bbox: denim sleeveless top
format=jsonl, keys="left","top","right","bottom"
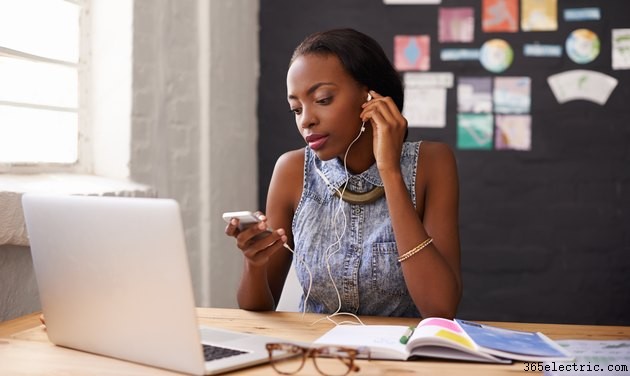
{"left": 291, "top": 141, "right": 422, "bottom": 317}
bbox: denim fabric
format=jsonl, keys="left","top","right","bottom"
{"left": 291, "top": 141, "right": 422, "bottom": 317}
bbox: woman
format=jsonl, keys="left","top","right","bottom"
{"left": 226, "top": 28, "right": 461, "bottom": 318}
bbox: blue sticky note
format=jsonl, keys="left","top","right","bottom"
{"left": 564, "top": 8, "right": 601, "bottom": 22}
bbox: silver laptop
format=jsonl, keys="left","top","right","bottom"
{"left": 22, "top": 193, "right": 285, "bottom": 375}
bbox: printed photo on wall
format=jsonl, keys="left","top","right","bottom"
{"left": 403, "top": 72, "right": 453, "bottom": 128}
{"left": 457, "top": 113, "right": 493, "bottom": 150}
{"left": 394, "top": 35, "right": 431, "bottom": 71}
{"left": 495, "top": 115, "right": 532, "bottom": 151}
{"left": 521, "top": 0, "right": 557, "bottom": 32}
{"left": 547, "top": 70, "right": 618, "bottom": 105}
{"left": 439, "top": 7, "right": 475, "bottom": 43}
{"left": 565, "top": 29, "right": 600, "bottom": 65}
{"left": 482, "top": 0, "right": 518, "bottom": 33}
{"left": 493, "top": 77, "right": 531, "bottom": 114}
{"left": 612, "top": 29, "right": 630, "bottom": 70}
{"left": 458, "top": 77, "right": 493, "bottom": 113}
{"left": 480, "top": 39, "right": 514, "bottom": 73}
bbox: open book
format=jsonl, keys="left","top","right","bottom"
{"left": 313, "top": 318, "right": 574, "bottom": 363}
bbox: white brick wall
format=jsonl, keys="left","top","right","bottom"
{"left": 129, "top": 0, "right": 259, "bottom": 308}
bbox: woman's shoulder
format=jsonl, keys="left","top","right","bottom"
{"left": 418, "top": 140, "right": 456, "bottom": 161}
{"left": 274, "top": 148, "right": 306, "bottom": 174}
{"left": 416, "top": 141, "right": 458, "bottom": 179}
{"left": 269, "top": 148, "right": 306, "bottom": 212}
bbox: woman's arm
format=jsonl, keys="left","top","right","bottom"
{"left": 383, "top": 142, "right": 462, "bottom": 318}
{"left": 232, "top": 149, "right": 304, "bottom": 310}
{"left": 362, "top": 91, "right": 461, "bottom": 318}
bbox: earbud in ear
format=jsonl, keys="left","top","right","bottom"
{"left": 360, "top": 92, "right": 371, "bottom": 134}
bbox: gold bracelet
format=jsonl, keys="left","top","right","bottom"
{"left": 398, "top": 237, "right": 433, "bottom": 263}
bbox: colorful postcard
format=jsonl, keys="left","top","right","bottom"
{"left": 480, "top": 39, "right": 514, "bottom": 73}
{"left": 458, "top": 77, "right": 492, "bottom": 113}
{"left": 521, "top": 0, "right": 557, "bottom": 32}
{"left": 566, "top": 29, "right": 600, "bottom": 64}
{"left": 547, "top": 70, "right": 618, "bottom": 105}
{"left": 563, "top": 7, "right": 600, "bottom": 22}
{"left": 439, "top": 7, "right": 475, "bottom": 43}
{"left": 493, "top": 77, "right": 531, "bottom": 114}
{"left": 495, "top": 115, "right": 532, "bottom": 151}
{"left": 457, "top": 114, "right": 493, "bottom": 150}
{"left": 394, "top": 35, "right": 431, "bottom": 71}
{"left": 482, "top": 0, "right": 518, "bottom": 33}
{"left": 612, "top": 29, "right": 630, "bottom": 70}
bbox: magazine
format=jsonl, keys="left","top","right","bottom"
{"left": 312, "top": 317, "right": 574, "bottom": 363}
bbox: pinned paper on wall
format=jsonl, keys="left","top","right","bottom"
{"left": 457, "top": 114, "right": 493, "bottom": 150}
{"left": 440, "top": 48, "right": 480, "bottom": 61}
{"left": 523, "top": 43, "right": 563, "bottom": 57}
{"left": 384, "top": 0, "right": 441, "bottom": 4}
{"left": 521, "top": 0, "right": 557, "bottom": 32}
{"left": 405, "top": 72, "right": 454, "bottom": 88}
{"left": 403, "top": 72, "right": 453, "bottom": 128}
{"left": 403, "top": 88, "right": 447, "bottom": 128}
{"left": 493, "top": 77, "right": 531, "bottom": 114}
{"left": 394, "top": 35, "right": 430, "bottom": 71}
{"left": 563, "top": 7, "right": 601, "bottom": 22}
{"left": 480, "top": 39, "right": 514, "bottom": 73}
{"left": 566, "top": 29, "right": 600, "bottom": 64}
{"left": 439, "top": 7, "right": 475, "bottom": 43}
{"left": 495, "top": 115, "right": 532, "bottom": 151}
{"left": 458, "top": 77, "right": 492, "bottom": 113}
{"left": 482, "top": 0, "right": 518, "bottom": 33}
{"left": 612, "top": 29, "right": 630, "bottom": 70}
{"left": 547, "top": 70, "right": 618, "bottom": 105}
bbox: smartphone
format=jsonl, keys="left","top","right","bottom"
{"left": 222, "top": 211, "right": 273, "bottom": 240}
{"left": 222, "top": 211, "right": 263, "bottom": 229}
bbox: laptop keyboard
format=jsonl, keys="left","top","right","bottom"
{"left": 202, "top": 344, "right": 248, "bottom": 361}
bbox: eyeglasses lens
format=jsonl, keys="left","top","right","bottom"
{"left": 268, "top": 343, "right": 306, "bottom": 375}
{"left": 312, "top": 347, "right": 356, "bottom": 376}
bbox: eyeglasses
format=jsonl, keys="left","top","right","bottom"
{"left": 266, "top": 343, "right": 370, "bottom": 376}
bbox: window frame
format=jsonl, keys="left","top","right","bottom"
{"left": 0, "top": 0, "right": 91, "bottom": 174}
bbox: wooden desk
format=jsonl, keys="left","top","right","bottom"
{"left": 1, "top": 308, "right": 629, "bottom": 375}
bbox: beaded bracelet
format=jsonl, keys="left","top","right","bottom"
{"left": 397, "top": 237, "right": 433, "bottom": 263}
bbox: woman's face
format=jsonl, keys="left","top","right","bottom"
{"left": 287, "top": 53, "right": 367, "bottom": 161}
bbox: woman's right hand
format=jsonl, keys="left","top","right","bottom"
{"left": 224, "top": 212, "right": 287, "bottom": 267}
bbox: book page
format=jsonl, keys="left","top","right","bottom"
{"left": 312, "top": 324, "right": 411, "bottom": 360}
{"left": 456, "top": 319, "right": 572, "bottom": 361}
{"left": 409, "top": 318, "right": 478, "bottom": 352}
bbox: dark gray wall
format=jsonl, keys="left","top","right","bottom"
{"left": 258, "top": 0, "right": 630, "bottom": 325}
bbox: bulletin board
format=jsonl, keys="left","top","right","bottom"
{"left": 258, "top": 0, "right": 630, "bottom": 324}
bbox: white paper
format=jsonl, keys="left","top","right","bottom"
{"left": 612, "top": 29, "right": 630, "bottom": 70}
{"left": 403, "top": 87, "right": 447, "bottom": 128}
{"left": 404, "top": 72, "right": 454, "bottom": 89}
{"left": 543, "top": 340, "right": 630, "bottom": 376}
{"left": 547, "top": 70, "right": 618, "bottom": 105}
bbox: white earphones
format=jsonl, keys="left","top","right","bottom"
{"left": 360, "top": 92, "right": 372, "bottom": 134}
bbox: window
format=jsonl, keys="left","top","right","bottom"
{"left": 0, "top": 0, "right": 83, "bottom": 168}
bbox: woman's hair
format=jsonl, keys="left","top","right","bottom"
{"left": 290, "top": 28, "right": 404, "bottom": 112}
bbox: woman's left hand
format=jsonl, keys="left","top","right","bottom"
{"left": 360, "top": 90, "right": 408, "bottom": 174}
